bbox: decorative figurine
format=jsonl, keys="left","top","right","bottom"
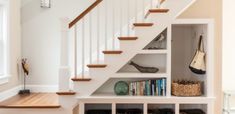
{"left": 19, "top": 58, "right": 31, "bottom": 94}
{"left": 129, "top": 61, "right": 159, "bottom": 73}
{"left": 148, "top": 33, "right": 166, "bottom": 49}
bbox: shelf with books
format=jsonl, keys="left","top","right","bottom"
{"left": 129, "top": 78, "right": 167, "bottom": 96}
{"left": 93, "top": 78, "right": 168, "bottom": 97}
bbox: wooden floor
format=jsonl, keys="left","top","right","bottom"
{"left": 0, "top": 93, "right": 61, "bottom": 108}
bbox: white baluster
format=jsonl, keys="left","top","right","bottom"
{"left": 105, "top": 0, "right": 108, "bottom": 50}
{"left": 89, "top": 13, "right": 92, "bottom": 64}
{"left": 127, "top": 0, "right": 130, "bottom": 36}
{"left": 74, "top": 24, "right": 78, "bottom": 78}
{"left": 142, "top": 0, "right": 145, "bottom": 22}
{"left": 150, "top": 0, "right": 153, "bottom": 8}
{"left": 112, "top": 0, "right": 115, "bottom": 50}
{"left": 120, "top": 0, "right": 122, "bottom": 36}
{"left": 97, "top": 5, "right": 100, "bottom": 63}
{"left": 81, "top": 18, "right": 85, "bottom": 78}
{"left": 135, "top": 0, "right": 138, "bottom": 23}
{"left": 157, "top": 0, "right": 160, "bottom": 8}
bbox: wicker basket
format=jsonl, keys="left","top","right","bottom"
{"left": 171, "top": 81, "right": 202, "bottom": 96}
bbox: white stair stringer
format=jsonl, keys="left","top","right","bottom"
{"left": 73, "top": 0, "right": 196, "bottom": 97}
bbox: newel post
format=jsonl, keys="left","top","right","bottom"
{"left": 58, "top": 17, "right": 71, "bottom": 92}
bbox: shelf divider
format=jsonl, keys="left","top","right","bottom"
{"left": 144, "top": 103, "right": 148, "bottom": 114}
{"left": 175, "top": 103, "right": 180, "bottom": 114}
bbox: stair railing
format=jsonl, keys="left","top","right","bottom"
{"left": 59, "top": 0, "right": 166, "bottom": 91}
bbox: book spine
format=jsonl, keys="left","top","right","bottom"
{"left": 145, "top": 80, "right": 148, "bottom": 96}
{"left": 151, "top": 80, "right": 155, "bottom": 96}
{"left": 158, "top": 80, "right": 161, "bottom": 96}
{"left": 162, "top": 78, "right": 165, "bottom": 96}
{"left": 156, "top": 80, "right": 158, "bottom": 96}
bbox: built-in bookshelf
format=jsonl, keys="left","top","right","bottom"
{"left": 82, "top": 20, "right": 215, "bottom": 114}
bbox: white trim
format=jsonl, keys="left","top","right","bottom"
{"left": 0, "top": 0, "right": 10, "bottom": 83}
{"left": 0, "top": 85, "right": 21, "bottom": 102}
{"left": 26, "top": 85, "right": 58, "bottom": 92}
{"left": 0, "top": 75, "right": 10, "bottom": 85}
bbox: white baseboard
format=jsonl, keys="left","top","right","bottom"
{"left": 26, "top": 85, "right": 58, "bottom": 92}
{"left": 0, "top": 85, "right": 22, "bottom": 102}
{"left": 0, "top": 85, "right": 58, "bottom": 102}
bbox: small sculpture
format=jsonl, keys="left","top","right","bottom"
{"left": 148, "top": 33, "right": 166, "bottom": 49}
{"left": 19, "top": 58, "right": 31, "bottom": 94}
{"left": 129, "top": 61, "right": 159, "bottom": 73}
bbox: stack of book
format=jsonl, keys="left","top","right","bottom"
{"left": 129, "top": 78, "right": 166, "bottom": 96}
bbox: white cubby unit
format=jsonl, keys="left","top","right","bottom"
{"left": 77, "top": 19, "right": 215, "bottom": 114}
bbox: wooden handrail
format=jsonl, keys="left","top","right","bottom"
{"left": 69, "top": 0, "right": 103, "bottom": 28}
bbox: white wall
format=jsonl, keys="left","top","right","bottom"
{"left": 21, "top": 0, "right": 94, "bottom": 85}
{"left": 21, "top": 0, "right": 151, "bottom": 86}
{"left": 222, "top": 0, "right": 235, "bottom": 91}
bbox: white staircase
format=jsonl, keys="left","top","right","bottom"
{"left": 58, "top": 0, "right": 197, "bottom": 113}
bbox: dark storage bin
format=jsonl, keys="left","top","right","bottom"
{"left": 180, "top": 109, "right": 205, "bottom": 114}
{"left": 86, "top": 110, "right": 111, "bottom": 114}
{"left": 117, "top": 109, "right": 143, "bottom": 114}
{"left": 148, "top": 108, "right": 175, "bottom": 114}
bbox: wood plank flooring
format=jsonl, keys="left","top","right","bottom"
{"left": 0, "top": 93, "right": 60, "bottom": 108}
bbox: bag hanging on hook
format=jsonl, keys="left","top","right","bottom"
{"left": 189, "top": 35, "right": 206, "bottom": 74}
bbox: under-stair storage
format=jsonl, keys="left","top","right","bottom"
{"left": 171, "top": 24, "right": 209, "bottom": 97}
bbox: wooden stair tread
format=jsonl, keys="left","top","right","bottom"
{"left": 0, "top": 93, "right": 60, "bottom": 108}
{"left": 87, "top": 64, "right": 107, "bottom": 68}
{"left": 103, "top": 50, "right": 123, "bottom": 54}
{"left": 118, "top": 37, "right": 138, "bottom": 41}
{"left": 133, "top": 23, "right": 154, "bottom": 27}
{"left": 149, "top": 9, "right": 170, "bottom": 13}
{"left": 56, "top": 91, "right": 76, "bottom": 95}
{"left": 145, "top": 9, "right": 169, "bottom": 18}
{"left": 71, "top": 78, "right": 92, "bottom": 81}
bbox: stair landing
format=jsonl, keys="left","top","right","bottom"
{"left": 0, "top": 93, "right": 60, "bottom": 108}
